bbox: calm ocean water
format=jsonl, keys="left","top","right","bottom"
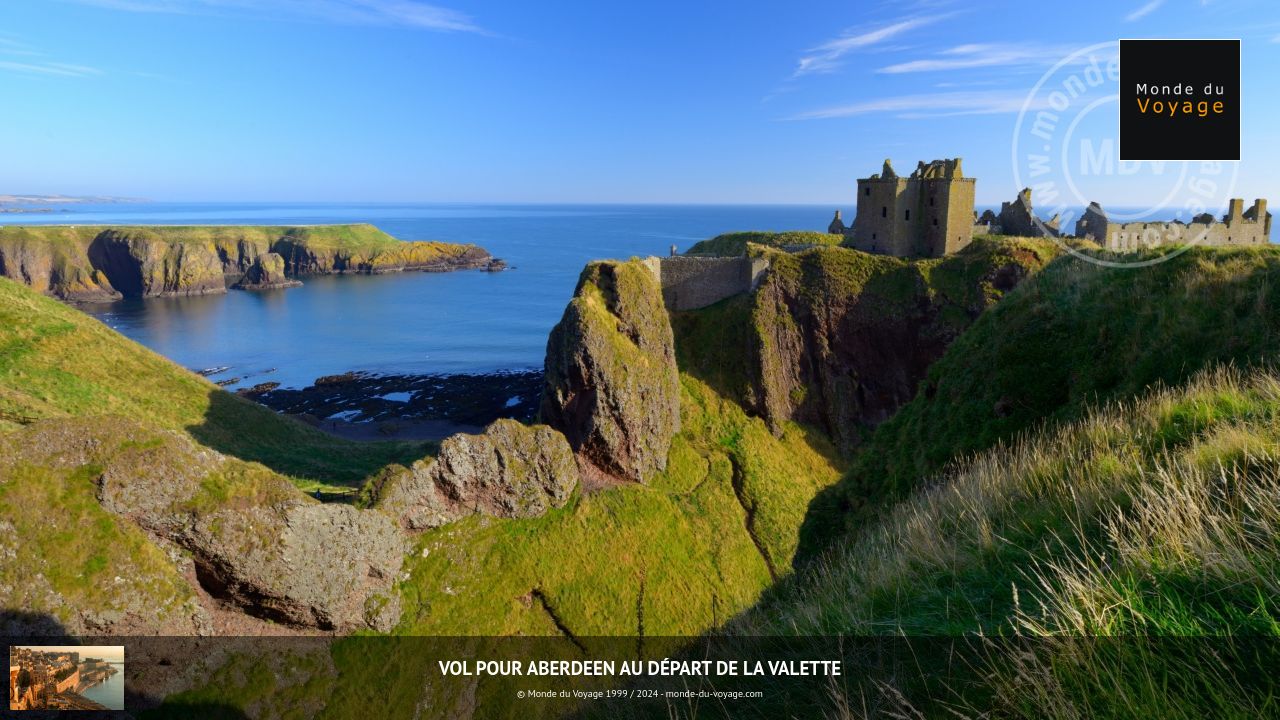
{"left": 79, "top": 662, "right": 124, "bottom": 710}
{"left": 7, "top": 203, "right": 836, "bottom": 389}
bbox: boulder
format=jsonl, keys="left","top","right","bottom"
{"left": 540, "top": 259, "right": 681, "bottom": 484}
{"left": 377, "top": 419, "right": 578, "bottom": 531}
{"left": 183, "top": 502, "right": 405, "bottom": 632}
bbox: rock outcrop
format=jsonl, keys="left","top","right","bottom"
{"left": 234, "top": 252, "right": 302, "bottom": 290}
{"left": 376, "top": 419, "right": 578, "bottom": 531}
{"left": 0, "top": 417, "right": 406, "bottom": 633}
{"left": 541, "top": 259, "right": 681, "bottom": 484}
{"left": 0, "top": 224, "right": 493, "bottom": 301}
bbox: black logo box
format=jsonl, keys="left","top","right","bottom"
{"left": 1120, "top": 39, "right": 1240, "bottom": 161}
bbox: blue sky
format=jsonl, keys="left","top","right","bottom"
{"left": 2, "top": 0, "right": 1279, "bottom": 205}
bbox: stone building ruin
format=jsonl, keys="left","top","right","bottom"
{"left": 1075, "top": 198, "right": 1272, "bottom": 250}
{"left": 828, "top": 158, "right": 1271, "bottom": 256}
{"left": 973, "top": 188, "right": 1061, "bottom": 238}
{"left": 829, "top": 158, "right": 977, "bottom": 258}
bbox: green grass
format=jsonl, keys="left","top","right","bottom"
{"left": 685, "top": 230, "right": 844, "bottom": 256}
{"left": 819, "top": 243, "right": 1280, "bottom": 539}
{"left": 0, "top": 460, "right": 194, "bottom": 626}
{"left": 0, "top": 276, "right": 426, "bottom": 489}
{"left": 392, "top": 375, "right": 842, "bottom": 638}
{"left": 700, "top": 366, "right": 1280, "bottom": 718}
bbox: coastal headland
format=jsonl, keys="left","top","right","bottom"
{"left": 0, "top": 223, "right": 501, "bottom": 302}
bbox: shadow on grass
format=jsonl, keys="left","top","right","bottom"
{"left": 186, "top": 388, "right": 431, "bottom": 490}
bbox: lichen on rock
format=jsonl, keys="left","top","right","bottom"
{"left": 540, "top": 259, "right": 681, "bottom": 484}
{"left": 376, "top": 419, "right": 578, "bottom": 531}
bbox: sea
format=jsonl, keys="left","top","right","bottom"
{"left": 4, "top": 203, "right": 838, "bottom": 389}
{"left": 79, "top": 662, "right": 124, "bottom": 710}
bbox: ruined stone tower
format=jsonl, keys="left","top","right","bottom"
{"left": 848, "top": 158, "right": 976, "bottom": 258}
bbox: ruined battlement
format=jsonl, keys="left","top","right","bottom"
{"left": 1075, "top": 199, "right": 1272, "bottom": 250}
{"left": 642, "top": 255, "right": 769, "bottom": 311}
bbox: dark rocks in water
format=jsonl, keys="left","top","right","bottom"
{"left": 195, "top": 365, "right": 231, "bottom": 377}
{"left": 213, "top": 377, "right": 241, "bottom": 387}
{"left": 541, "top": 259, "right": 680, "bottom": 485}
{"left": 237, "top": 381, "right": 280, "bottom": 395}
{"left": 250, "top": 370, "right": 543, "bottom": 430}
{"left": 233, "top": 252, "right": 302, "bottom": 291}
{"left": 375, "top": 419, "right": 578, "bottom": 530}
{"left": 484, "top": 258, "right": 508, "bottom": 272}
{"left": 314, "top": 372, "right": 360, "bottom": 387}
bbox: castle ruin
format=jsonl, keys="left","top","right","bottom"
{"left": 1075, "top": 199, "right": 1271, "bottom": 250}
{"left": 973, "top": 188, "right": 1061, "bottom": 238}
{"left": 829, "top": 158, "right": 1271, "bottom": 256}
{"left": 828, "top": 158, "right": 976, "bottom": 258}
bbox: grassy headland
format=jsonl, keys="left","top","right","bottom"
{"left": 0, "top": 223, "right": 491, "bottom": 301}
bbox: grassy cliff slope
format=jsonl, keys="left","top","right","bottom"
{"left": 670, "top": 245, "right": 1280, "bottom": 718}
{"left": 0, "top": 276, "right": 425, "bottom": 489}
{"left": 685, "top": 230, "right": 844, "bottom": 256}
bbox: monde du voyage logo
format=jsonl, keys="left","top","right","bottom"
{"left": 1120, "top": 39, "right": 1240, "bottom": 161}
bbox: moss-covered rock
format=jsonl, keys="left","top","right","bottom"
{"left": 0, "top": 416, "right": 406, "bottom": 633}
{"left": 541, "top": 259, "right": 681, "bottom": 484}
{"left": 376, "top": 419, "right": 577, "bottom": 530}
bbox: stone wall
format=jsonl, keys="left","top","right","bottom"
{"left": 1076, "top": 199, "right": 1271, "bottom": 250}
{"left": 642, "top": 255, "right": 769, "bottom": 311}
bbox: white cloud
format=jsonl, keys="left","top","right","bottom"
{"left": 61, "top": 0, "right": 486, "bottom": 33}
{"left": 1125, "top": 0, "right": 1165, "bottom": 22}
{"left": 877, "top": 43, "right": 1087, "bottom": 74}
{"left": 0, "top": 36, "right": 103, "bottom": 77}
{"left": 788, "top": 90, "right": 1051, "bottom": 120}
{"left": 0, "top": 60, "right": 103, "bottom": 77}
{"left": 794, "top": 14, "right": 951, "bottom": 77}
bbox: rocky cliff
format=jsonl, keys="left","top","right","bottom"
{"left": 673, "top": 238, "right": 1057, "bottom": 455}
{"left": 0, "top": 224, "right": 493, "bottom": 301}
{"left": 541, "top": 259, "right": 681, "bottom": 484}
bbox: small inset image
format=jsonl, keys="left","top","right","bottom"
{"left": 9, "top": 645, "right": 125, "bottom": 711}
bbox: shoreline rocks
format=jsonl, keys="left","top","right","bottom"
{"left": 232, "top": 252, "right": 302, "bottom": 290}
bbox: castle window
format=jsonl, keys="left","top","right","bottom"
{"left": 881, "top": 206, "right": 887, "bottom": 218}
{"left": 905, "top": 210, "right": 911, "bottom": 221}
{"left": 933, "top": 218, "right": 938, "bottom": 226}
{"left": 872, "top": 233, "right": 877, "bottom": 240}
{"left": 864, "top": 187, "right": 870, "bottom": 196}
{"left": 929, "top": 197, "right": 935, "bottom": 207}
